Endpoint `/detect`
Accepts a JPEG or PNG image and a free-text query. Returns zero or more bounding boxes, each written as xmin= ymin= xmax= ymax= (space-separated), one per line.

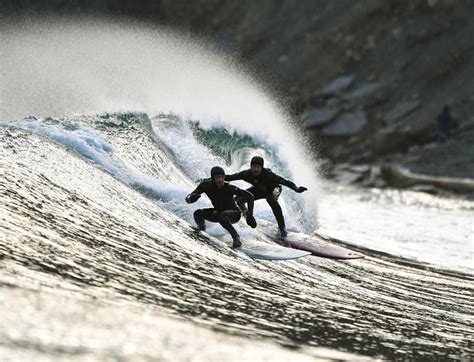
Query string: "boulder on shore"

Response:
xmin=302 ymin=106 xmax=341 ymax=128
xmin=321 ymin=110 xmax=367 ymax=137
xmin=381 ymin=163 xmax=474 ymax=193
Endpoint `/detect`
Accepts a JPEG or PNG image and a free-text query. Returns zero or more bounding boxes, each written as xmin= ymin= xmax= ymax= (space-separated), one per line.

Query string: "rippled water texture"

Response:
xmin=1 ymin=117 xmax=473 ymax=360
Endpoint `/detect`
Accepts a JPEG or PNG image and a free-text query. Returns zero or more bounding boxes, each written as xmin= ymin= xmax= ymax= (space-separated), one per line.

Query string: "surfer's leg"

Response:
xmin=222 ymin=210 xmax=241 ymax=224
xmin=193 ymin=208 xmax=214 ymax=231
xmin=213 ymin=210 xmax=241 ymax=246
xmin=250 ymin=187 xmax=267 ymax=200
xmin=266 ymin=194 xmax=286 ymax=230
xmin=212 ymin=211 xmax=239 ymax=235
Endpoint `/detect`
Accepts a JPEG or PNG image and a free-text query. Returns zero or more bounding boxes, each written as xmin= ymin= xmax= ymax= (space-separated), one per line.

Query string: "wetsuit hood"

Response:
xmin=250 ymin=156 xmax=264 ymax=167
xmin=210 ymin=166 xmax=225 ymax=180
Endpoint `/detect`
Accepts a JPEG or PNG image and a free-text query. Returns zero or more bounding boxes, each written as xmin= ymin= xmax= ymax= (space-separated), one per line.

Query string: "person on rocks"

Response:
xmin=436 ymin=105 xmax=453 ymax=144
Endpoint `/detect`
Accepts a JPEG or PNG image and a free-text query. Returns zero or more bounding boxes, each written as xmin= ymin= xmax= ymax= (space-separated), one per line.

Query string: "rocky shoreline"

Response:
xmin=305 ymin=73 xmax=474 ymax=195
xmin=325 ymin=161 xmax=474 ymax=197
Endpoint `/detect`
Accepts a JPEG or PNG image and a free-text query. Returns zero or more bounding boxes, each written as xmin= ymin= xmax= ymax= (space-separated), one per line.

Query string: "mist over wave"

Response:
xmin=1 ymin=15 xmax=320 ymax=228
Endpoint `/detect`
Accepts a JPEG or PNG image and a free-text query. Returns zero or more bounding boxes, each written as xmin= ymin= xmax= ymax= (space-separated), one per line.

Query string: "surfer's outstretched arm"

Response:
xmin=268 ymin=171 xmax=308 ymax=193
xmin=224 ymin=170 xmax=246 ymax=182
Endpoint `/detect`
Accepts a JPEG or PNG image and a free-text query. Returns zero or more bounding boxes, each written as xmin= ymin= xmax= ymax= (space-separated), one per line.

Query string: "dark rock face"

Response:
xmin=302 ymin=106 xmax=341 ymax=128
xmin=383 ymin=101 xmax=421 ymax=125
xmin=307 ymin=75 xmax=355 ymax=105
xmin=373 ymin=127 xmax=410 ymax=155
xmin=321 ymin=110 xmax=367 ymax=137
xmin=343 ymin=82 xmax=381 ymax=102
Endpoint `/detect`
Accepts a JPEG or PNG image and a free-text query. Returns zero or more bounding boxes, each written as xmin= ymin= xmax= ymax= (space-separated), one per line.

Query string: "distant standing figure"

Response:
xmin=436 ymin=105 xmax=452 ymax=144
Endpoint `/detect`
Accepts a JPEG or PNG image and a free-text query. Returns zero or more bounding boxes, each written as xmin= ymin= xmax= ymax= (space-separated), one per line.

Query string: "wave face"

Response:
xmin=1 ymin=17 xmax=473 ymax=360
xmin=1 ymin=114 xmax=473 ymax=360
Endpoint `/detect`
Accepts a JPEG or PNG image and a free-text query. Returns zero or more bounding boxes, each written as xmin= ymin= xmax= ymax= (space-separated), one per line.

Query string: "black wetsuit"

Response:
xmin=225 ymin=168 xmax=298 ymax=229
xmin=187 ymin=180 xmax=254 ymax=238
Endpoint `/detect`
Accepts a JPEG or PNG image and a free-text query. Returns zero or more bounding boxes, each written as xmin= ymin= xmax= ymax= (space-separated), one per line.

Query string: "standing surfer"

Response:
xmin=225 ymin=156 xmax=307 ymax=237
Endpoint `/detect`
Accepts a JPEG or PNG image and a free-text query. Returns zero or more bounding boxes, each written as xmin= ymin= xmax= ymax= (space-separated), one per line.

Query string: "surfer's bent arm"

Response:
xmin=224 ymin=170 xmax=246 ymax=182
xmin=185 ymin=183 xmax=205 ymax=204
xmin=233 ymin=187 xmax=254 ymax=215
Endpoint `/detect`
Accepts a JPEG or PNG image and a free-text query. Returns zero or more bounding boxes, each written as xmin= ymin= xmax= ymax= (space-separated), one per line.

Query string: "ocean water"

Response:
xmin=1 ymin=17 xmax=473 ymax=360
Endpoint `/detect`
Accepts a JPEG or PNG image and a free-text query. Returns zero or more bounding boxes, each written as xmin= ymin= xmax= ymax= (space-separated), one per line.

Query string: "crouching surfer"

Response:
xmin=185 ymin=166 xmax=257 ymax=247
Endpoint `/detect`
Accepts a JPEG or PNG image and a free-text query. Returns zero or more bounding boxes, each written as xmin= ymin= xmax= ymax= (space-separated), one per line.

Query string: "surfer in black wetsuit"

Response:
xmin=225 ymin=156 xmax=307 ymax=238
xmin=185 ymin=166 xmax=257 ymax=247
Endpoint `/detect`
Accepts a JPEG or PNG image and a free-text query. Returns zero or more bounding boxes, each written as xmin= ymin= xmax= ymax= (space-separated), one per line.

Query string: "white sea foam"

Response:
xmin=1 ymin=17 xmax=320 ymax=228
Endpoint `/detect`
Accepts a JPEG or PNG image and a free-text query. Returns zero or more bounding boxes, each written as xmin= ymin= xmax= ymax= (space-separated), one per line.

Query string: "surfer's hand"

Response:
xmin=246 ymin=215 xmax=257 ymax=228
xmin=185 ymin=194 xmax=201 ymax=204
xmin=296 ymin=186 xmax=308 ymax=193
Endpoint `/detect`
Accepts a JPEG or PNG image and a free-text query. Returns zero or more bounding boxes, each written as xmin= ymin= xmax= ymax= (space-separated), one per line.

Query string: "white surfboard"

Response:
xmin=190 ymin=226 xmax=310 ymax=261
xmin=237 ymin=239 xmax=311 ymax=260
